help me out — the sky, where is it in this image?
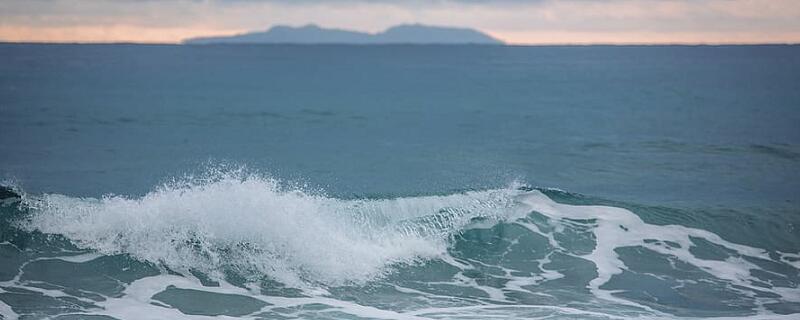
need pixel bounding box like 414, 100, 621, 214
1, 0, 799, 44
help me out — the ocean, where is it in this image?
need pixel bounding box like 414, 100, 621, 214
0, 43, 799, 319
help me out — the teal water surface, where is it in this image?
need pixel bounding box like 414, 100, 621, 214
1, 44, 799, 319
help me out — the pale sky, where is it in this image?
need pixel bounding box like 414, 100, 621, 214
1, 0, 799, 44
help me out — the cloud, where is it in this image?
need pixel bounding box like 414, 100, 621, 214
1, 0, 799, 44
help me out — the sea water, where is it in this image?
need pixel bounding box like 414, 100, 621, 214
0, 44, 799, 319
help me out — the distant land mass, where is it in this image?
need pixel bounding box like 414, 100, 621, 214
183, 24, 504, 45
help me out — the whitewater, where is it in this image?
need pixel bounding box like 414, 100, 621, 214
1, 171, 798, 319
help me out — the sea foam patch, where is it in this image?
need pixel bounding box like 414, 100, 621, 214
516, 190, 800, 314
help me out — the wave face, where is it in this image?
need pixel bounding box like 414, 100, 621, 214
1, 174, 799, 319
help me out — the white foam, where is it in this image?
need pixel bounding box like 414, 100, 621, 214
516, 190, 800, 312
49, 252, 104, 263
0, 295, 18, 320
19, 173, 523, 286
90, 274, 430, 320
0, 253, 103, 307
779, 252, 800, 269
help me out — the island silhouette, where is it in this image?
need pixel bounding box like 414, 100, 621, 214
184, 24, 503, 45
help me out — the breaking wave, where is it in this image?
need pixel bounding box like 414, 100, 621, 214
2, 170, 799, 319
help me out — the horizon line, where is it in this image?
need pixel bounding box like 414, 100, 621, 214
1, 41, 799, 47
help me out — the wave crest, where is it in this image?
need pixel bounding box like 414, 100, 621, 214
18, 172, 526, 286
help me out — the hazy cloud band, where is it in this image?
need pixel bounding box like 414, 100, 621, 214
1, 0, 799, 44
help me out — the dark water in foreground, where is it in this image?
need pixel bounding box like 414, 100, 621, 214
0, 44, 799, 319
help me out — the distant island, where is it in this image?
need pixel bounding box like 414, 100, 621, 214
183, 24, 503, 45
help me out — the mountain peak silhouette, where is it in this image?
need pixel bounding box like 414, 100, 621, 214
184, 24, 503, 45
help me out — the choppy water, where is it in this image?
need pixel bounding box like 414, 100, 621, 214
1, 44, 799, 319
